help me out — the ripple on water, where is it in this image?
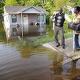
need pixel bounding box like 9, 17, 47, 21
0, 43, 80, 80
0, 44, 52, 80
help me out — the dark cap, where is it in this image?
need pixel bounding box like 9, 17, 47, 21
59, 8, 63, 13
74, 6, 80, 14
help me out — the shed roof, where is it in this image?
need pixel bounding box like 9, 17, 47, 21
4, 6, 47, 14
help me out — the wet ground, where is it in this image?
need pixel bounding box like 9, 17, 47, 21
0, 43, 80, 80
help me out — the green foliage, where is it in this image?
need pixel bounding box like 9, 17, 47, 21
43, 1, 53, 14
0, 21, 6, 42
16, 0, 25, 5
74, 0, 80, 6
21, 0, 41, 6
0, 9, 3, 13
0, 0, 78, 11
5, 0, 18, 6
30, 0, 41, 6
0, 1, 4, 14
0, 2, 4, 8
3, 0, 80, 15
54, 0, 66, 9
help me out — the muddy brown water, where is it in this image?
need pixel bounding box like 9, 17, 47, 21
0, 43, 80, 80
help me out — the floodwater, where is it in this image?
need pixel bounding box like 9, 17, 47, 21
0, 21, 80, 80
0, 43, 52, 80
0, 43, 80, 80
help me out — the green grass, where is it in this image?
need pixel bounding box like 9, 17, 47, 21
0, 21, 6, 42
0, 32, 6, 41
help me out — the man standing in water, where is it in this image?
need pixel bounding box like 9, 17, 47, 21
54, 8, 65, 49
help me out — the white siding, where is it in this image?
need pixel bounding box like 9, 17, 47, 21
4, 13, 11, 39
17, 14, 21, 25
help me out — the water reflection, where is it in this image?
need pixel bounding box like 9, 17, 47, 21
67, 60, 80, 80
19, 46, 51, 58
0, 43, 80, 80
19, 47, 33, 58
49, 53, 80, 80
49, 53, 64, 80
0, 44, 52, 80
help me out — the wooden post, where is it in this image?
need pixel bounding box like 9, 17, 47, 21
39, 14, 42, 35
21, 13, 23, 39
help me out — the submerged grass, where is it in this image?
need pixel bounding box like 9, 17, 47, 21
6, 31, 68, 60
0, 21, 72, 59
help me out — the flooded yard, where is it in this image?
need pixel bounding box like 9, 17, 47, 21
0, 21, 80, 80
0, 43, 80, 80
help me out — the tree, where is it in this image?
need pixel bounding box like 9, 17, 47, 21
16, 0, 25, 6
54, 0, 68, 10
74, 0, 80, 6
0, 1, 4, 13
24, 0, 41, 6
5, 0, 18, 6
44, 1, 53, 14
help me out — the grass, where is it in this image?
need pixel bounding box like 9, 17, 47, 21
0, 21, 6, 42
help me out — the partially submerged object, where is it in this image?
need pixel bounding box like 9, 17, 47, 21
43, 38, 80, 64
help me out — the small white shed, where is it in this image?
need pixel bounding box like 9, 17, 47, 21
3, 6, 47, 39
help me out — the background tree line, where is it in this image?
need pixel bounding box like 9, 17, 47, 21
1, 0, 80, 13
0, 0, 80, 21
